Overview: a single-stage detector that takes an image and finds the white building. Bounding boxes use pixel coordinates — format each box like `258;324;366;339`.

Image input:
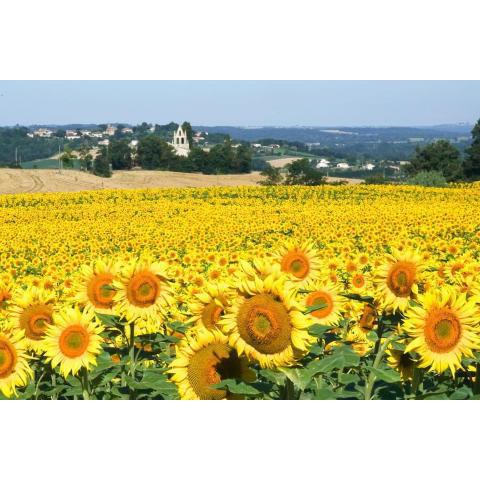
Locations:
336;162;350;169
170;124;190;157
98;139;110;146
364;163;375;171
33;128;54;138
65;130;81;140
104;125;117;136
317;158;330;168
122;127;134;134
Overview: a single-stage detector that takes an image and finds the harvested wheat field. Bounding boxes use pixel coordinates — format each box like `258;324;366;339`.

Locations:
0;168;361;194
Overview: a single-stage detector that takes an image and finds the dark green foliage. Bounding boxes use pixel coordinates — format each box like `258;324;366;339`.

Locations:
259;164;283;185
137;136;176;170
59;147;76;169
108;139;133;170
188;138;252;174
284;158;325;186
463;119;480;180
0;127;64;165
181;121;194;147
93;147;112;177
364;174;389;184
405;140;463;181
407;170;447;187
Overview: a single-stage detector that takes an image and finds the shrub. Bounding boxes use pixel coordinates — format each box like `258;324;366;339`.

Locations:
407;170;447;187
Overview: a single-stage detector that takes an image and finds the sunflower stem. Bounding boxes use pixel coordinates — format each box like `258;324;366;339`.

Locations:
474;364;480;395
364;333;398;400
81;368;90;400
128;322;136;399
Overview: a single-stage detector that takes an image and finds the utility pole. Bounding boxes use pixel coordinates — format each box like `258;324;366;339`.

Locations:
15;147;18;167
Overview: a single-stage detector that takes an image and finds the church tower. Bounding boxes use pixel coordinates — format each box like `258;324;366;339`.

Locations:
171;124;190;157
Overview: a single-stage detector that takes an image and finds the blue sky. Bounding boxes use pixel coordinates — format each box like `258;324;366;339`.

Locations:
0;81;479;127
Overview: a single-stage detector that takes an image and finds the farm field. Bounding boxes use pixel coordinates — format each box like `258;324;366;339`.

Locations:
1;183;480;400
0;167;361;194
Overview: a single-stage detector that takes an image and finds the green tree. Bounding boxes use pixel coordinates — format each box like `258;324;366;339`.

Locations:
259;164;282;185
284;158;325;185
79;145;93;171
59;147;75;168
137;135;176;170
188;147;208;172
108;139;132;170
93;147;112;177
405;140;463;182
407;170;447;187
463;119;480;180
232;144;252;173
181;121;194;147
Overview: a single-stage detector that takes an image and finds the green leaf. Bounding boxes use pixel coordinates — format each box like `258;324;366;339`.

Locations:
449;386;472;400
304;300;328;315
340;293;374;304
334;346;360;367
366;330;378;343
313;387;337;400
95;313;122;327
369;367;401;383
214;379;261;396
338;373;360;385
259;369;286;386
308;324;332;338
278;367;313;391
390;341;406;351
309;343;324;355
306;354;345;375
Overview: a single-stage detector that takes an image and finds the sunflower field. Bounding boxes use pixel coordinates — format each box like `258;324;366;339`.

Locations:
1;184;480;400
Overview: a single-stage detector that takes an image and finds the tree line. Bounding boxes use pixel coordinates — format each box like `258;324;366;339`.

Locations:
90;135;252;178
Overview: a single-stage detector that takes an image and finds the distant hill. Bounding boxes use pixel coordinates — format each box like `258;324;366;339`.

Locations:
193;125;473;143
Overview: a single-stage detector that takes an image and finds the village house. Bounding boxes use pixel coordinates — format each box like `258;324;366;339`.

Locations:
65;130;81;140
122;127;134;134
336;162;350;169
32;128;54;138
104;125;117;136
316;158;330;168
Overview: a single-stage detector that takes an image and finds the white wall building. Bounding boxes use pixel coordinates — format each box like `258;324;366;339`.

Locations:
33;128;54;138
65;130;81;140
336;162;350;169
170;124;190;157
105;125;117;136
317;158;330;168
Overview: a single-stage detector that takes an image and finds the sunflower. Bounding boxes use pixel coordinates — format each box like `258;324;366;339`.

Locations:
386;342;416;382
43;306;104;378
220;272;311;368
70;259;118;315
113;259;173;325
403;287;480;376
349;271;373;296
189;282;233;330
302;280;346;326
8;286;57;353
0;329;33;398
274;240;322;288
0;278;14;313
169;328;255;400
374;249;424;312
